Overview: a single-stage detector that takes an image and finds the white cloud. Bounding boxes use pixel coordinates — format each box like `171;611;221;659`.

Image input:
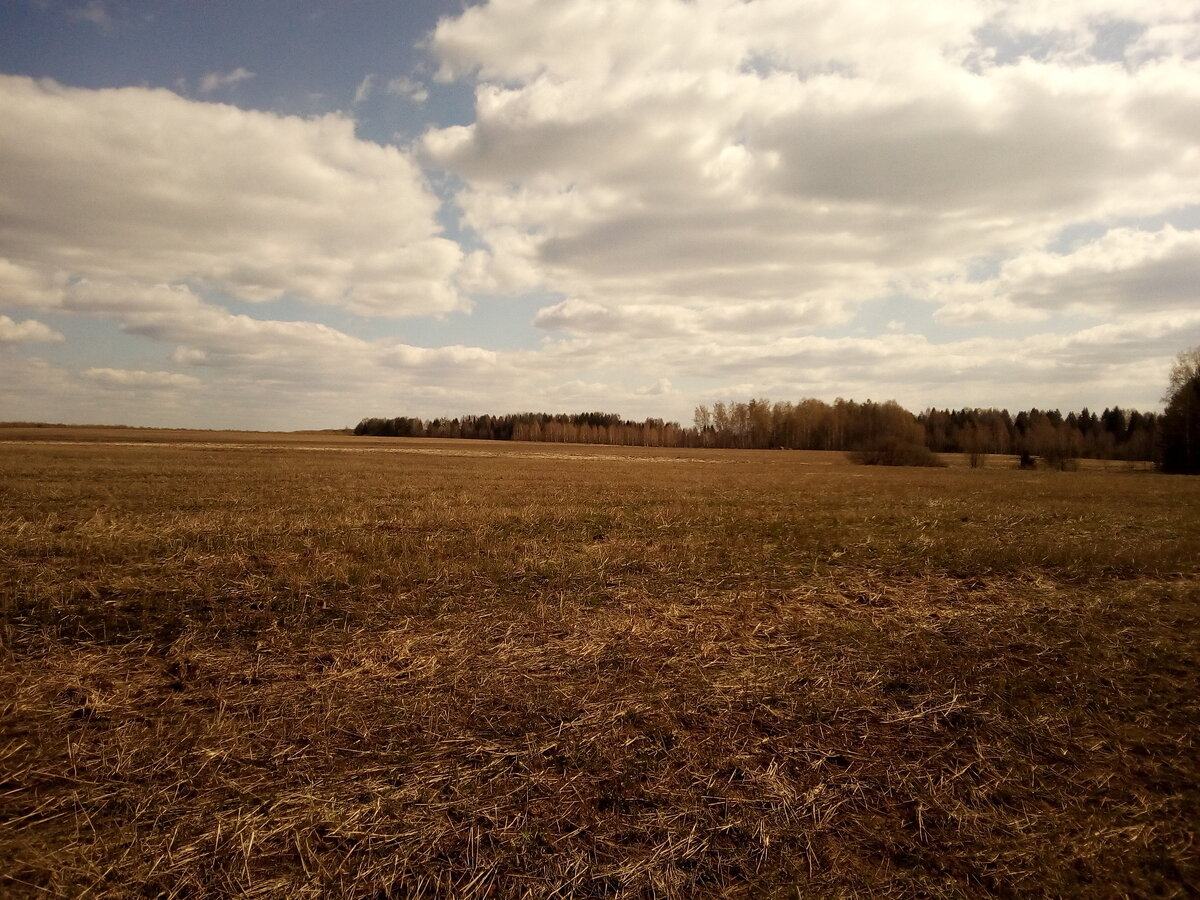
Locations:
354;74;375;106
49;280;508;399
59;280;382;381
1129;22;1200;63
6;3;1200;429
386;77;430;104
424;0;1200;346
636;377;674;397
661;310;1200;412
0;258;64;309
533;296;845;338
0;75;464;318
198;67;255;94
0;315;64;344
0;355;80;423
0;355;203;428
82;368;200;389
70;2;112;31
995;1;1199;48
931;226;1200;321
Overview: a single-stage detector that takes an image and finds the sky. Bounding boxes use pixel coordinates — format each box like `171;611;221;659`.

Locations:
1;0;1199;430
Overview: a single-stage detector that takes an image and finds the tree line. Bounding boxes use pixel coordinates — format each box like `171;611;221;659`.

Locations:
353;399;1159;461
695;400;1159;463
353;412;689;447
350;349;1200;472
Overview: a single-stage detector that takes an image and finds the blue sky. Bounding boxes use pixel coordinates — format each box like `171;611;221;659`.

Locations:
2;0;1199;429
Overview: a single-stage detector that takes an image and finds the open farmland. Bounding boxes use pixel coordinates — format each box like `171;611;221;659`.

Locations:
1;429;1198;898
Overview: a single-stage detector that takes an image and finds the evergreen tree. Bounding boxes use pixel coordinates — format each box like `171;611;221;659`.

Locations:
1160;347;1200;474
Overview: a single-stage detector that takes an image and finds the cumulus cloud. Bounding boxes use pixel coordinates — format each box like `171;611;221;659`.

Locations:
0;258;64;309
82;368;200;389
931;227;1200;321
0;75;464;317
0;286;507;428
0;354;207;427
49;280;509;399
636;377;674;397
5;2;1200;429
423;0;1200;345
387;77;430;104
59;281;385;382
534;296;844;338
198;67;255;94
660;309;1200;412
0;315;64;344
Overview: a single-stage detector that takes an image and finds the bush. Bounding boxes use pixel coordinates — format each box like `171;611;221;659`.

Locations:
848;436;946;467
1040;447;1080;471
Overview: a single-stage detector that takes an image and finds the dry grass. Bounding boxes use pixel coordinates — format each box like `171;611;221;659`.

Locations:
1;430;1198;898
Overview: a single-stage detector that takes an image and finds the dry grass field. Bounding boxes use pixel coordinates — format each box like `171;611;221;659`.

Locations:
1;427;1197;898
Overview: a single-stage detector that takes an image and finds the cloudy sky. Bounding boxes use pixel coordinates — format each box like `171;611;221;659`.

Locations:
2;0;1199;430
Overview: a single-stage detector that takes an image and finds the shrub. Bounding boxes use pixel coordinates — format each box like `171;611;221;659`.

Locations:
1040;447;1080;471
848;435;946;467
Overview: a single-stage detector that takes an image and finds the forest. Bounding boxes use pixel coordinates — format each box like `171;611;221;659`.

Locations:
354;399;1158;463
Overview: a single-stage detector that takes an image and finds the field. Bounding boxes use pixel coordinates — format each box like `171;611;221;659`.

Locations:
1;427;1198;898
